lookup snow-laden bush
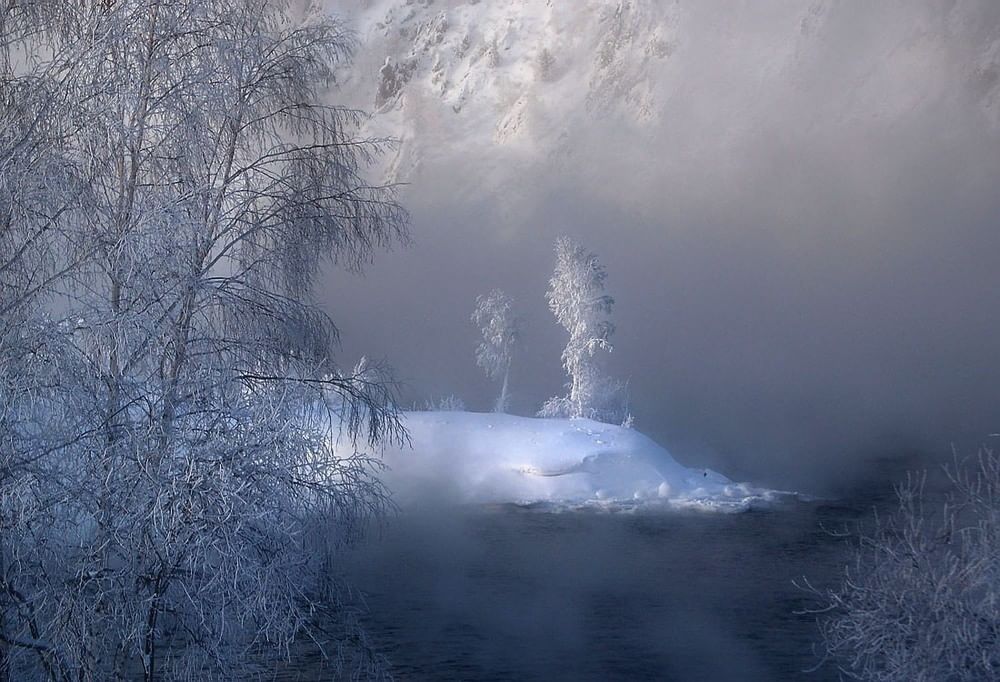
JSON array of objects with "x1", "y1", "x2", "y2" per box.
[
  {"x1": 806, "y1": 451, "x2": 1000, "y2": 681},
  {"x1": 421, "y1": 395, "x2": 467, "y2": 412},
  {"x1": 538, "y1": 375, "x2": 631, "y2": 425}
]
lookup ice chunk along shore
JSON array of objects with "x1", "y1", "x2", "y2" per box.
[{"x1": 375, "y1": 411, "x2": 781, "y2": 511}]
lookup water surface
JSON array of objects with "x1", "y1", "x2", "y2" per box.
[{"x1": 337, "y1": 493, "x2": 884, "y2": 681}]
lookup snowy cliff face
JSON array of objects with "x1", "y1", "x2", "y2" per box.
[
  {"x1": 336, "y1": 0, "x2": 736, "y2": 187},
  {"x1": 333, "y1": 0, "x2": 1000, "y2": 191}
]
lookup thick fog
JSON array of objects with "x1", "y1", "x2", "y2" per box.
[{"x1": 322, "y1": 1, "x2": 1000, "y2": 491}]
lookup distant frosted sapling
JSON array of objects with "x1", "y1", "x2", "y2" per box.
[{"x1": 472, "y1": 289, "x2": 522, "y2": 413}]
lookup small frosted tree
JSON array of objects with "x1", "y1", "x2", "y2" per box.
[
  {"x1": 539, "y1": 237, "x2": 625, "y2": 422},
  {"x1": 536, "y1": 47, "x2": 556, "y2": 81},
  {"x1": 472, "y1": 289, "x2": 521, "y2": 413}
]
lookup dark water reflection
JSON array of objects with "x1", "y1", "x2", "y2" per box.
[{"x1": 334, "y1": 491, "x2": 887, "y2": 681}]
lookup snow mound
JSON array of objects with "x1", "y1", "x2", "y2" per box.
[{"x1": 376, "y1": 411, "x2": 787, "y2": 512}]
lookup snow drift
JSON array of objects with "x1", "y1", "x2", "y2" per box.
[{"x1": 374, "y1": 411, "x2": 787, "y2": 512}]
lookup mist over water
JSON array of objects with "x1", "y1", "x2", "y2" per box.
[
  {"x1": 324, "y1": 451, "x2": 951, "y2": 681},
  {"x1": 338, "y1": 502, "x2": 848, "y2": 681},
  {"x1": 308, "y1": 4, "x2": 1000, "y2": 678},
  {"x1": 304, "y1": 5, "x2": 1000, "y2": 678}
]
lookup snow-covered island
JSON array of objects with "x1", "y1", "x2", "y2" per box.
[
  {"x1": 377, "y1": 411, "x2": 783, "y2": 512},
  {"x1": 365, "y1": 237, "x2": 787, "y2": 513}
]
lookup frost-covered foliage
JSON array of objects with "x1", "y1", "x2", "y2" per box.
[
  {"x1": 0, "y1": 1, "x2": 406, "y2": 679},
  {"x1": 539, "y1": 237, "x2": 626, "y2": 423},
  {"x1": 471, "y1": 289, "x2": 521, "y2": 413},
  {"x1": 807, "y1": 452, "x2": 1000, "y2": 681},
  {"x1": 420, "y1": 395, "x2": 467, "y2": 412},
  {"x1": 538, "y1": 374, "x2": 631, "y2": 426}
]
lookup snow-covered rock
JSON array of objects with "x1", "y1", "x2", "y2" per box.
[{"x1": 376, "y1": 411, "x2": 785, "y2": 511}]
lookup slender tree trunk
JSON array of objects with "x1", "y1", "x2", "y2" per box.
[
  {"x1": 496, "y1": 366, "x2": 510, "y2": 413},
  {"x1": 0, "y1": 506, "x2": 8, "y2": 682},
  {"x1": 569, "y1": 357, "x2": 582, "y2": 418},
  {"x1": 0, "y1": 540, "x2": 7, "y2": 682},
  {"x1": 142, "y1": 580, "x2": 162, "y2": 682}
]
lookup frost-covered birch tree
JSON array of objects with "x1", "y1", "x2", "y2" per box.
[
  {"x1": 471, "y1": 289, "x2": 521, "y2": 413},
  {"x1": 539, "y1": 236, "x2": 627, "y2": 423},
  {"x1": 0, "y1": 1, "x2": 407, "y2": 679}
]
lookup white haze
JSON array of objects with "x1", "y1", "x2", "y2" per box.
[{"x1": 321, "y1": 0, "x2": 1000, "y2": 491}]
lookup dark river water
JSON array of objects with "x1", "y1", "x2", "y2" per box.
[{"x1": 327, "y1": 471, "x2": 905, "y2": 682}]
